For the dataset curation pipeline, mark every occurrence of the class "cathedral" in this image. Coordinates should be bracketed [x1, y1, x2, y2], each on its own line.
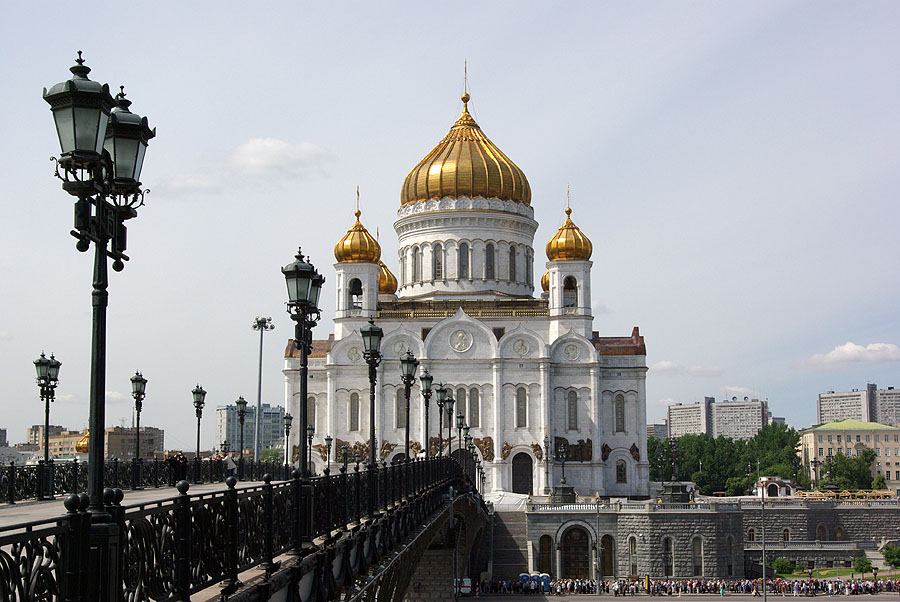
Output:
[284, 92, 650, 498]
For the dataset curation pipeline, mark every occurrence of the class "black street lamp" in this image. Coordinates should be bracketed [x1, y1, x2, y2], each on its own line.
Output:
[192, 384, 206, 484]
[130, 370, 147, 490]
[399, 350, 419, 460]
[236, 396, 248, 478]
[360, 318, 383, 516]
[810, 458, 821, 490]
[456, 413, 465, 458]
[435, 383, 446, 457]
[34, 352, 61, 500]
[420, 370, 433, 458]
[543, 434, 551, 494]
[283, 413, 293, 466]
[251, 317, 275, 463]
[324, 435, 333, 475]
[222, 440, 230, 455]
[45, 53, 154, 528]
[282, 248, 324, 480]
[445, 396, 455, 457]
[306, 425, 315, 475]
[557, 443, 569, 485]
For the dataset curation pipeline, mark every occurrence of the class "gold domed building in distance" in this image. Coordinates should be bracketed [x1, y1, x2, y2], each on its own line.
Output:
[285, 91, 648, 500]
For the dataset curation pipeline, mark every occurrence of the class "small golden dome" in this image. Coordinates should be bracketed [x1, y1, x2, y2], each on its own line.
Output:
[75, 430, 89, 454]
[401, 93, 531, 206]
[541, 270, 550, 292]
[378, 261, 398, 294]
[546, 207, 593, 261]
[334, 209, 381, 263]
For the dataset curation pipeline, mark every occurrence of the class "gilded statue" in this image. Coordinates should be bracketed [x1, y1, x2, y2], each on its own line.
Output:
[501, 441, 513, 460]
[474, 436, 495, 462]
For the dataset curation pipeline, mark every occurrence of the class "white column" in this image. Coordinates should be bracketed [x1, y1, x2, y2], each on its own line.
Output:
[326, 368, 336, 466]
[590, 365, 600, 493]
[540, 360, 551, 493]
[492, 361, 503, 491]
[376, 364, 385, 460]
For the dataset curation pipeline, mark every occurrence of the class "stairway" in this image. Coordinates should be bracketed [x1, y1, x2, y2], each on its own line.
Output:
[492, 511, 529, 580]
[865, 548, 888, 571]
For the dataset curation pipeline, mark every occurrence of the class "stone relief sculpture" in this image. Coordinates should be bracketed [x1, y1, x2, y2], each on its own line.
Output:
[474, 436, 495, 461]
[553, 436, 592, 461]
[312, 443, 328, 462]
[630, 442, 641, 461]
[380, 441, 397, 459]
[428, 436, 443, 457]
[335, 438, 369, 462]
[292, 444, 300, 464]
[601, 443, 612, 462]
[530, 442, 543, 461]
[409, 441, 422, 457]
[501, 441, 513, 460]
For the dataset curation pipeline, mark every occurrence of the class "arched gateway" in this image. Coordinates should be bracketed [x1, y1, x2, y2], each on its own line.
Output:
[561, 527, 590, 578]
[511, 453, 533, 494]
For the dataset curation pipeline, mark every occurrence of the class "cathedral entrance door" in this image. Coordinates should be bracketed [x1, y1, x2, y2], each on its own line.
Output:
[600, 534, 615, 577]
[562, 526, 590, 578]
[511, 453, 532, 494]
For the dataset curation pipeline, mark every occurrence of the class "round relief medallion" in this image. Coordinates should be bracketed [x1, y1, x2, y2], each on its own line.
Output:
[450, 329, 473, 353]
[564, 344, 580, 361]
[393, 340, 408, 357]
[513, 338, 529, 357]
[347, 347, 362, 362]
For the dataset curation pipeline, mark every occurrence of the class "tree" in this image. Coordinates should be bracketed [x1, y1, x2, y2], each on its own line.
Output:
[772, 558, 794, 574]
[854, 555, 872, 577]
[872, 474, 887, 490]
[881, 544, 900, 569]
[259, 448, 282, 462]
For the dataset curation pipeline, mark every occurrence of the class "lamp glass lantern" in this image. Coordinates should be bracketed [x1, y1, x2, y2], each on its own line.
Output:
[130, 371, 147, 397]
[284, 412, 293, 434]
[445, 396, 454, 415]
[435, 383, 446, 403]
[235, 396, 247, 414]
[456, 413, 465, 430]
[104, 88, 156, 191]
[420, 370, 433, 393]
[192, 384, 206, 410]
[360, 319, 384, 356]
[282, 249, 324, 308]
[34, 352, 51, 382]
[400, 350, 419, 380]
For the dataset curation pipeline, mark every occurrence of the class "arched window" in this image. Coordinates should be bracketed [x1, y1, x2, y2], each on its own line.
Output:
[538, 535, 552, 575]
[432, 243, 443, 280]
[816, 524, 826, 541]
[662, 537, 673, 577]
[348, 278, 363, 309]
[469, 388, 479, 427]
[615, 395, 626, 433]
[458, 243, 469, 279]
[307, 396, 316, 429]
[747, 528, 755, 542]
[782, 529, 790, 542]
[516, 388, 527, 428]
[456, 388, 467, 424]
[349, 393, 360, 431]
[835, 527, 843, 541]
[616, 459, 627, 483]
[567, 390, 578, 430]
[629, 536, 637, 576]
[485, 244, 495, 279]
[396, 389, 407, 429]
[400, 251, 407, 285]
[526, 249, 533, 285]
[411, 248, 421, 282]
[563, 276, 577, 308]
[509, 246, 517, 282]
[691, 537, 703, 576]
[726, 537, 734, 576]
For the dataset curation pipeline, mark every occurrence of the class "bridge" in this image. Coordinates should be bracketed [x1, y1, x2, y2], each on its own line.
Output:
[0, 456, 489, 602]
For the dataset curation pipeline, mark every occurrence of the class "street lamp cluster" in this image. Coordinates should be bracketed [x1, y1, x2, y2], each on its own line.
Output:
[33, 352, 61, 500]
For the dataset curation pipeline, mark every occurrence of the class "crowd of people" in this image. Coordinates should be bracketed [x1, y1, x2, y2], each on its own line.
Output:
[477, 577, 900, 596]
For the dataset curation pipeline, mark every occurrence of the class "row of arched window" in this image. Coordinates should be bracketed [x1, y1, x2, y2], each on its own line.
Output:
[747, 525, 842, 542]
[653, 535, 723, 577]
[399, 241, 533, 286]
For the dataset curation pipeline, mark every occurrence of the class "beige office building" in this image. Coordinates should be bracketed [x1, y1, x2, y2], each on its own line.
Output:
[817, 384, 899, 426]
[799, 419, 900, 494]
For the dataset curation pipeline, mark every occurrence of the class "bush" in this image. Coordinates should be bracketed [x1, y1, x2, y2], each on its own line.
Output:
[772, 558, 793, 574]
[854, 555, 872, 576]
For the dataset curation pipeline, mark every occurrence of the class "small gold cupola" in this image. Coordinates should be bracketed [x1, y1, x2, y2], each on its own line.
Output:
[546, 206, 592, 261]
[378, 261, 398, 294]
[541, 270, 550, 292]
[334, 208, 381, 263]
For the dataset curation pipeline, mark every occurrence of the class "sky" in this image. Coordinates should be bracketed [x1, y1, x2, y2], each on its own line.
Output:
[1, 1, 898, 452]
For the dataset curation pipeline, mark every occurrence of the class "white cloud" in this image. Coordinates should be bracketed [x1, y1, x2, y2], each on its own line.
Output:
[106, 391, 128, 401]
[808, 342, 900, 367]
[658, 397, 677, 406]
[57, 394, 75, 401]
[158, 173, 222, 195]
[0, 331, 10, 341]
[592, 302, 612, 315]
[686, 365, 724, 377]
[722, 385, 763, 400]
[231, 138, 332, 178]
[651, 360, 681, 374]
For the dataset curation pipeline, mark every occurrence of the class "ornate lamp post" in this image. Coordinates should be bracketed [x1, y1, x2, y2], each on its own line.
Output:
[283, 413, 293, 466]
[810, 458, 821, 490]
[282, 249, 324, 479]
[399, 350, 419, 460]
[324, 435, 333, 474]
[543, 434, 551, 494]
[222, 440, 230, 455]
[435, 384, 446, 457]
[306, 425, 315, 474]
[45, 53, 154, 528]
[445, 396, 455, 457]
[192, 384, 206, 484]
[360, 319, 384, 516]
[130, 370, 147, 490]
[250, 317, 275, 462]
[419, 370, 433, 459]
[557, 443, 569, 485]
[236, 396, 248, 478]
[456, 413, 465, 458]
[34, 352, 61, 500]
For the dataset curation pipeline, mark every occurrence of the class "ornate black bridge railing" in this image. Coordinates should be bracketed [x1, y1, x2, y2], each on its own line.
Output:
[0, 455, 463, 602]
[0, 458, 292, 504]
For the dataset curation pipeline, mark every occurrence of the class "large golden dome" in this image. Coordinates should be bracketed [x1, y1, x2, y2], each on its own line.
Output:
[378, 261, 398, 294]
[546, 207, 593, 261]
[400, 93, 531, 206]
[75, 430, 89, 454]
[334, 209, 381, 263]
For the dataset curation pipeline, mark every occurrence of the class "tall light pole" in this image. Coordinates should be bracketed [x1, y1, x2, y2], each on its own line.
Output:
[399, 350, 419, 460]
[251, 317, 275, 462]
[34, 352, 61, 500]
[192, 384, 206, 484]
[445, 396, 455, 457]
[236, 396, 248, 479]
[283, 413, 293, 466]
[543, 434, 551, 494]
[306, 425, 315, 474]
[435, 384, 446, 457]
[45, 53, 155, 531]
[456, 412, 464, 459]
[420, 370, 433, 458]
[130, 371, 147, 490]
[282, 248, 324, 480]
[360, 319, 384, 516]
